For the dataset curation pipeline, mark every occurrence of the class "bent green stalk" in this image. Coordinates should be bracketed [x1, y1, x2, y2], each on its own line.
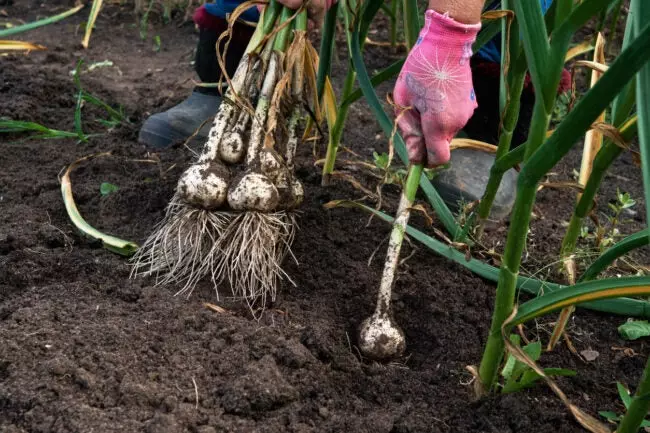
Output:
[316, 3, 339, 100]
[559, 116, 638, 259]
[579, 229, 650, 283]
[617, 357, 650, 433]
[349, 0, 461, 239]
[0, 4, 83, 38]
[321, 66, 356, 185]
[479, 0, 635, 393]
[321, 0, 378, 186]
[475, 57, 527, 235]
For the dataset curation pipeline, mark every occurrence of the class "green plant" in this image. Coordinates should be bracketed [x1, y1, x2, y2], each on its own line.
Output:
[61, 155, 138, 257]
[0, 4, 84, 38]
[619, 320, 650, 340]
[599, 382, 650, 429]
[327, 0, 650, 427]
[1, 61, 127, 142]
[100, 182, 119, 196]
[501, 335, 575, 394]
[0, 119, 85, 141]
[580, 189, 637, 252]
[477, 0, 650, 395]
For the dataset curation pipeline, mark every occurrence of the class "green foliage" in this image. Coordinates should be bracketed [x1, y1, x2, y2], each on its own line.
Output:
[599, 383, 650, 428]
[501, 335, 576, 393]
[1, 61, 127, 142]
[580, 189, 637, 252]
[551, 91, 572, 125]
[0, 119, 81, 140]
[153, 35, 161, 52]
[100, 182, 119, 196]
[619, 320, 650, 341]
[72, 60, 128, 129]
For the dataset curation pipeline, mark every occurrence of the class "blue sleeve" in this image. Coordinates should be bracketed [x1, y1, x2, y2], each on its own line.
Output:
[204, 0, 261, 22]
[476, 0, 553, 63]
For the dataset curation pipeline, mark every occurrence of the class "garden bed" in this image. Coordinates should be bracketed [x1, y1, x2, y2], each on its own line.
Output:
[1, 2, 649, 432]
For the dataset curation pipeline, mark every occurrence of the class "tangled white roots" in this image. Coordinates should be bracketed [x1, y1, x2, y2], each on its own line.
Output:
[131, 22, 316, 312]
[211, 211, 297, 309]
[130, 198, 296, 308]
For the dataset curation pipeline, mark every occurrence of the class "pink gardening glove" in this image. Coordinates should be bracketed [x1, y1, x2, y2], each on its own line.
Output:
[393, 9, 481, 167]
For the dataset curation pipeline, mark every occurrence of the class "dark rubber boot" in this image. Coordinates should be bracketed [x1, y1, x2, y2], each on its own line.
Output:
[138, 21, 254, 149]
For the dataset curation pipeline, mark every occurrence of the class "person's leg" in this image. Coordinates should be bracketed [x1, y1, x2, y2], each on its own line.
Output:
[138, 5, 255, 149]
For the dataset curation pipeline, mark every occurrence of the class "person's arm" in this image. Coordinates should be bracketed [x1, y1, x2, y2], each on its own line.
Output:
[428, 0, 484, 24]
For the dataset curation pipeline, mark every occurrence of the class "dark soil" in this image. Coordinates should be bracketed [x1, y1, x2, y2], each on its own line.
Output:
[1, 2, 649, 432]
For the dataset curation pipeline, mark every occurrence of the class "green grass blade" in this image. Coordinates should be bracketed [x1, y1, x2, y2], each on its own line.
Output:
[579, 229, 650, 283]
[0, 120, 79, 139]
[400, 0, 419, 49]
[521, 20, 650, 187]
[611, 11, 636, 126]
[473, 18, 502, 55]
[340, 59, 405, 107]
[82, 0, 104, 49]
[316, 3, 339, 100]
[326, 200, 650, 318]
[348, 4, 461, 239]
[511, 1, 550, 109]
[82, 92, 127, 123]
[512, 277, 650, 326]
[635, 0, 650, 248]
[0, 4, 84, 38]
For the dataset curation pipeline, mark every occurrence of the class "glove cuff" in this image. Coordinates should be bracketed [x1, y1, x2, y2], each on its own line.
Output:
[418, 8, 481, 49]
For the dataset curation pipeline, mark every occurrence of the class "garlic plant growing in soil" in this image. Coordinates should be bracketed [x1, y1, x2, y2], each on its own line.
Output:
[131, 2, 316, 310]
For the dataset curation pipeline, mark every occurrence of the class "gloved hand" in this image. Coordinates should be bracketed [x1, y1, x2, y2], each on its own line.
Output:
[393, 9, 481, 167]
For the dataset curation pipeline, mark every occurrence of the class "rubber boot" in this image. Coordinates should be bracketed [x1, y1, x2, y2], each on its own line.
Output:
[138, 18, 254, 149]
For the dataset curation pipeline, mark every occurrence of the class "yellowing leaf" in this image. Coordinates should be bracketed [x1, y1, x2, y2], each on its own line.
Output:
[323, 76, 339, 130]
[82, 0, 104, 49]
[565, 40, 595, 62]
[450, 138, 498, 153]
[0, 40, 46, 51]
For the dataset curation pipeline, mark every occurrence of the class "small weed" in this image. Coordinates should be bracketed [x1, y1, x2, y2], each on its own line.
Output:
[500, 335, 576, 394]
[618, 319, 650, 341]
[1, 61, 127, 142]
[551, 91, 572, 125]
[599, 382, 650, 428]
[100, 182, 119, 196]
[580, 189, 636, 252]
